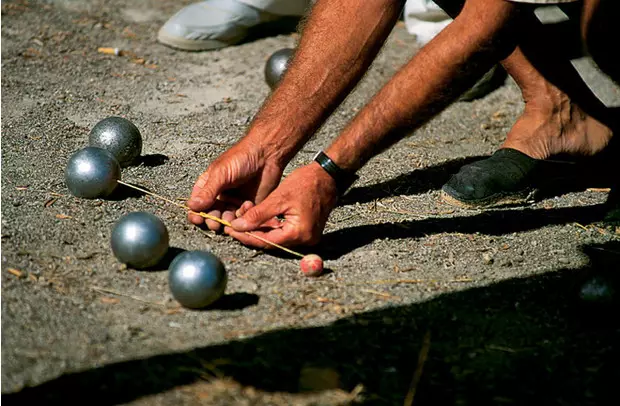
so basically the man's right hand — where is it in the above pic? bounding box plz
[187,139,284,231]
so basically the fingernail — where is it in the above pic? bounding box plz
[188,197,204,207]
[231,218,248,230]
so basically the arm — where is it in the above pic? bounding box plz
[325,0,518,172]
[228,0,521,247]
[249,0,406,167]
[188,0,404,228]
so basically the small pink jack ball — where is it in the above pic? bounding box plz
[300,254,324,277]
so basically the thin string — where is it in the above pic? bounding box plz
[117,180,304,258]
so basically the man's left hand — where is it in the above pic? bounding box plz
[223,162,340,248]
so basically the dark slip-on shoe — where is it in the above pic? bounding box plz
[441,148,580,209]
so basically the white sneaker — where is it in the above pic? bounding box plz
[158,0,288,51]
[404,0,451,46]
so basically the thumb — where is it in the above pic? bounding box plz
[231,198,283,231]
[188,169,222,211]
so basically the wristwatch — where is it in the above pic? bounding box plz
[313,150,359,195]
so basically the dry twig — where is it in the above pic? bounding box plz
[404,330,431,406]
[117,180,304,258]
[91,286,165,306]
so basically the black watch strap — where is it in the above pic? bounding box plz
[313,151,359,194]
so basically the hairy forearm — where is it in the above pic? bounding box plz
[246,0,404,166]
[326,0,519,172]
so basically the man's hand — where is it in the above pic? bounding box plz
[223,162,339,248]
[187,139,284,231]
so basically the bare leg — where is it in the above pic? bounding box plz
[433,0,615,160]
[500,47,613,159]
[440,0,617,208]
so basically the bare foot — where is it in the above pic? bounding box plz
[502,87,613,160]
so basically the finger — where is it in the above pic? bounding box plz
[188,211,205,225]
[235,201,280,229]
[230,198,284,232]
[222,210,236,225]
[205,210,223,232]
[235,201,255,218]
[188,169,222,212]
[217,192,245,207]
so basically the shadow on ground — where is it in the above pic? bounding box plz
[341,156,485,205]
[4,242,619,405]
[320,203,610,259]
[342,152,619,207]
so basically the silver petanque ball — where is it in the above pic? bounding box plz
[89,116,142,166]
[65,147,121,199]
[265,48,294,90]
[579,276,615,304]
[169,250,227,309]
[111,212,169,269]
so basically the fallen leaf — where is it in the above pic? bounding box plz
[101,297,120,304]
[122,27,137,38]
[361,289,399,299]
[196,392,210,400]
[7,268,24,278]
[23,47,41,58]
[492,110,507,119]
[55,214,72,219]
[165,307,182,315]
[44,197,58,207]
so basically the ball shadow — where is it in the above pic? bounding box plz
[140,247,186,272]
[106,182,146,201]
[136,154,170,168]
[205,292,260,311]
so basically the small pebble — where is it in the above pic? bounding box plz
[482,253,494,265]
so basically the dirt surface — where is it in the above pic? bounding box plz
[2,1,619,405]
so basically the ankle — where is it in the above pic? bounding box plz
[522,83,571,116]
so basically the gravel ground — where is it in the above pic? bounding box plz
[2,1,619,405]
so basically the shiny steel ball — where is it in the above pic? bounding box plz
[111,212,169,269]
[265,48,294,90]
[168,250,227,309]
[579,276,615,304]
[65,147,121,199]
[89,116,142,166]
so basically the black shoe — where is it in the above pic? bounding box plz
[441,148,543,208]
